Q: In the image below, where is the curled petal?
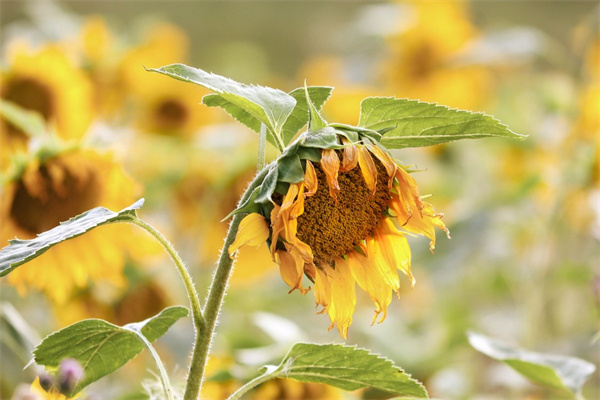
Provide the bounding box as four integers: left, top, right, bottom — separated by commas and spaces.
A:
313, 266, 331, 312
228, 213, 269, 256
320, 149, 340, 202
304, 160, 318, 197
276, 249, 309, 294
347, 252, 393, 325
404, 201, 450, 253
326, 261, 357, 339
376, 218, 414, 286
340, 138, 358, 172
368, 145, 398, 189
357, 146, 377, 195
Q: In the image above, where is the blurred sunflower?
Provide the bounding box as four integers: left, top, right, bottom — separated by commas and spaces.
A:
229, 128, 449, 338
0, 44, 94, 143
381, 1, 491, 110
299, 57, 376, 125
119, 23, 217, 137
174, 146, 277, 287
0, 147, 156, 305
250, 379, 344, 400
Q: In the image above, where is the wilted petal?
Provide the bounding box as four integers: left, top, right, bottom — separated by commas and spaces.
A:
320, 149, 340, 202
357, 146, 377, 195
368, 145, 397, 189
276, 249, 308, 294
376, 218, 414, 286
313, 266, 331, 311
403, 201, 450, 253
326, 261, 357, 339
347, 252, 393, 325
304, 160, 318, 197
228, 213, 269, 256
340, 138, 358, 172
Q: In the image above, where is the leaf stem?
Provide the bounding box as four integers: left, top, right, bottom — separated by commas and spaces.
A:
128, 218, 204, 332
227, 370, 277, 400
183, 166, 269, 400
134, 330, 175, 400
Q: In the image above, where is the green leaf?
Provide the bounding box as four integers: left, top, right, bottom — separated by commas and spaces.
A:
264, 343, 427, 397
0, 99, 46, 137
256, 164, 278, 204
203, 86, 332, 148
148, 64, 296, 150
33, 306, 189, 395
0, 199, 144, 277
277, 153, 304, 183
468, 331, 596, 396
358, 97, 526, 148
285, 86, 332, 145
304, 85, 327, 131
299, 127, 343, 149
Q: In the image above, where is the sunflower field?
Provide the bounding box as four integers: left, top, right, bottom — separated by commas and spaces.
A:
0, 1, 598, 400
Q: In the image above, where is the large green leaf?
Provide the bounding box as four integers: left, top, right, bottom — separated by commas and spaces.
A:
0, 99, 45, 138
468, 331, 596, 396
202, 86, 332, 148
148, 64, 296, 148
33, 306, 188, 395
0, 199, 144, 277
244, 343, 427, 398
358, 97, 525, 148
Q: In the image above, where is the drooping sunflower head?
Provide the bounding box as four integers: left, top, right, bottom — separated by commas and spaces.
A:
229, 126, 449, 338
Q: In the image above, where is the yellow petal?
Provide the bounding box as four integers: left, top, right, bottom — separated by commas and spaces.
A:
228, 213, 269, 256
326, 261, 357, 339
320, 149, 340, 202
403, 201, 450, 253
347, 251, 393, 325
376, 218, 414, 286
304, 160, 318, 197
340, 138, 358, 172
357, 146, 377, 195
276, 248, 308, 294
312, 266, 331, 311
368, 145, 397, 189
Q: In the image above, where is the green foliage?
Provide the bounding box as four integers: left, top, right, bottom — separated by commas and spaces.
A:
0, 199, 144, 277
260, 343, 427, 398
468, 331, 596, 396
0, 99, 45, 138
202, 86, 332, 149
148, 64, 296, 150
33, 306, 188, 395
358, 97, 526, 148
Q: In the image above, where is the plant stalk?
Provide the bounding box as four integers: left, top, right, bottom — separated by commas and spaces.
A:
183, 166, 269, 400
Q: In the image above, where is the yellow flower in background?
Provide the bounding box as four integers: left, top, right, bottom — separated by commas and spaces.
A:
250, 379, 345, 400
0, 44, 94, 141
381, 1, 491, 110
173, 147, 278, 287
80, 16, 112, 64
119, 23, 218, 137
299, 57, 376, 125
229, 130, 449, 338
0, 148, 157, 304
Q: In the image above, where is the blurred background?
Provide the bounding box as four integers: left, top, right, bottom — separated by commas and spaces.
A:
0, 1, 598, 399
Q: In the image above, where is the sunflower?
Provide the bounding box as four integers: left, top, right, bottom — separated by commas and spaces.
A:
228, 127, 449, 338
0, 147, 157, 305
381, 1, 491, 110
119, 23, 218, 137
0, 44, 94, 142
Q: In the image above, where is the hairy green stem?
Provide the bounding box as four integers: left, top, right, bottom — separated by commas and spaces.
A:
128, 218, 205, 331
134, 330, 174, 400
227, 370, 276, 400
183, 166, 269, 400
258, 123, 267, 172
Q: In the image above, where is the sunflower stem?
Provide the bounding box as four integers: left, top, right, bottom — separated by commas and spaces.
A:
183, 166, 270, 400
